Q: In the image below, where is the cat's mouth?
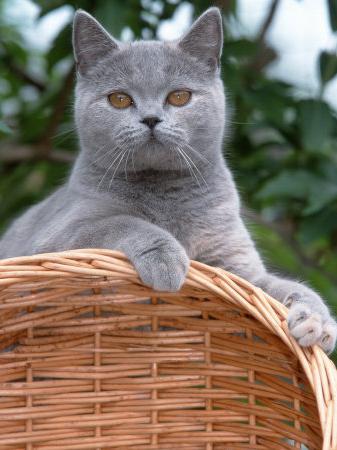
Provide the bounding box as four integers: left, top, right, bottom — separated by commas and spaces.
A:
146, 130, 160, 144
140, 128, 175, 147
146, 129, 169, 146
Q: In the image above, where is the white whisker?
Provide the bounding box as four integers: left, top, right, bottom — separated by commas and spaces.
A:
131, 147, 136, 174
182, 142, 212, 165
175, 146, 201, 188
178, 145, 208, 189
124, 148, 132, 181
108, 148, 130, 189
96, 147, 126, 192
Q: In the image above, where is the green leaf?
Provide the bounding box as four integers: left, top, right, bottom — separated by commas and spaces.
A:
304, 180, 337, 215
256, 169, 337, 214
36, 1, 88, 17
35, 1, 62, 16
95, 0, 134, 38
250, 221, 337, 315
250, 222, 302, 274
0, 121, 13, 137
47, 24, 72, 70
224, 39, 257, 59
298, 100, 333, 152
319, 51, 337, 87
298, 209, 337, 244
328, 0, 337, 31
256, 170, 316, 201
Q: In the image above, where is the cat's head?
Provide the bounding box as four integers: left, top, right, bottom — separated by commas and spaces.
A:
73, 8, 225, 177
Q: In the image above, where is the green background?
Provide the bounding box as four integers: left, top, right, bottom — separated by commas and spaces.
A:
0, 0, 337, 360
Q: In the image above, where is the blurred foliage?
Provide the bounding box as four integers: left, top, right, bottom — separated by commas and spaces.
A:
0, 0, 337, 358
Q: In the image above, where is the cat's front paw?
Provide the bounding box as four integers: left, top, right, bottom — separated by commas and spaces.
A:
286, 294, 337, 354
133, 239, 189, 292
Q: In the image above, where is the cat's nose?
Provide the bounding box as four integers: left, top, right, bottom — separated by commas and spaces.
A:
140, 116, 162, 129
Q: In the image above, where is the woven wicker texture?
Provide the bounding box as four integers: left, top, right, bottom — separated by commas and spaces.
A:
0, 249, 336, 450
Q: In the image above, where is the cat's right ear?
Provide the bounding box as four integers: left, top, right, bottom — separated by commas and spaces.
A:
177, 7, 223, 71
73, 10, 119, 76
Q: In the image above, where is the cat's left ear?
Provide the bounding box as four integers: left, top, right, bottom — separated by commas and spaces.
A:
177, 7, 223, 70
73, 10, 120, 76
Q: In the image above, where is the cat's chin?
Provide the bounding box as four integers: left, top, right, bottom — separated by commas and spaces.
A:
147, 135, 158, 144
139, 136, 165, 148
125, 143, 182, 172
144, 129, 175, 147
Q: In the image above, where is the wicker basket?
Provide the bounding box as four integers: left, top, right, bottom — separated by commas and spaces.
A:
0, 249, 336, 450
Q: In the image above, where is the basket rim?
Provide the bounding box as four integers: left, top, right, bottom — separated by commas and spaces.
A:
0, 248, 336, 449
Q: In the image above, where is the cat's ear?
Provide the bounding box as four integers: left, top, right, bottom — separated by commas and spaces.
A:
73, 10, 119, 76
177, 7, 223, 70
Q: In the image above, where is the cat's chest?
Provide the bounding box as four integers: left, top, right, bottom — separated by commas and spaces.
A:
114, 183, 227, 245
124, 186, 193, 224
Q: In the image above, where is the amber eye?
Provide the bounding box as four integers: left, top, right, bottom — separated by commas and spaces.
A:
108, 92, 133, 109
167, 90, 191, 107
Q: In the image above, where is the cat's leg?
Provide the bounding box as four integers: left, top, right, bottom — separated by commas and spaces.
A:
97, 215, 189, 292
2, 210, 189, 291
201, 219, 337, 354
253, 273, 336, 353
38, 215, 189, 292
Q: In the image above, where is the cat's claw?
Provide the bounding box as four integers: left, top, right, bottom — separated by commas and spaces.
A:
286, 296, 337, 354
319, 320, 337, 354
133, 241, 189, 292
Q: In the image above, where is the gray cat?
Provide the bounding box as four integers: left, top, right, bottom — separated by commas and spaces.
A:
0, 8, 336, 353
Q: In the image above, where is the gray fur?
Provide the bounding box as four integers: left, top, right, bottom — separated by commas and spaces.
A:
0, 8, 336, 353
